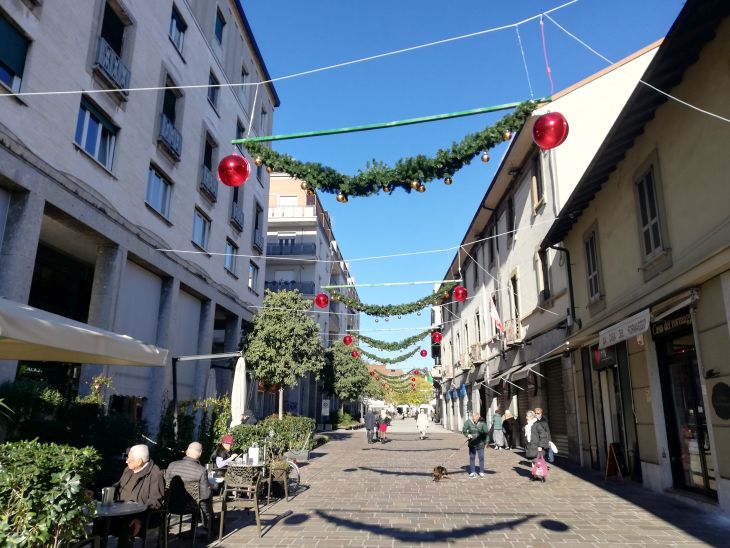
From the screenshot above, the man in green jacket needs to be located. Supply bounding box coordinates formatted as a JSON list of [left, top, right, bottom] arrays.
[[462, 412, 489, 478]]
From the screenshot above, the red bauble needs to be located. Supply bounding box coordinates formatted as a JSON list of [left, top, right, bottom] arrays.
[[412, 387, 416, 391], [414, 370, 420, 376], [351, 350, 359, 358], [420, 349, 428, 358], [532, 112, 569, 150], [369, 371, 374, 376], [411, 377, 416, 382], [453, 285, 468, 302], [217, 154, 250, 187], [375, 376, 380, 381], [343, 335, 353, 346], [431, 331, 443, 344], [314, 293, 329, 308]]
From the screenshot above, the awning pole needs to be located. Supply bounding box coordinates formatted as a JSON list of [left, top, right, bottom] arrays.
[[172, 357, 179, 442]]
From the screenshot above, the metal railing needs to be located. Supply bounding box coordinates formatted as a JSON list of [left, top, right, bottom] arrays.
[[266, 243, 316, 256], [230, 201, 244, 231], [94, 36, 130, 92], [265, 281, 315, 294], [159, 113, 182, 158], [253, 231, 264, 251], [199, 165, 218, 202], [268, 206, 316, 219]]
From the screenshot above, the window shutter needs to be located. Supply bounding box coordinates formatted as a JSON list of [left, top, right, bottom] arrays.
[[0, 16, 29, 77]]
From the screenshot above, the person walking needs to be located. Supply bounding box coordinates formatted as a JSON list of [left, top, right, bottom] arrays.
[[378, 412, 390, 443], [502, 410, 517, 449], [462, 412, 489, 478], [491, 409, 506, 450], [364, 409, 377, 444], [524, 410, 551, 461], [534, 407, 554, 462], [416, 409, 429, 440]]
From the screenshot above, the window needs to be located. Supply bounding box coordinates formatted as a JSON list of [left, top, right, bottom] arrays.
[[192, 208, 210, 249], [252, 203, 264, 250], [74, 98, 117, 170], [491, 294, 499, 336], [248, 261, 259, 291], [101, 2, 125, 56], [506, 197, 515, 243], [464, 324, 470, 348], [203, 137, 215, 170], [538, 249, 551, 300], [225, 239, 238, 274], [260, 107, 268, 134], [488, 224, 496, 267], [0, 14, 29, 92], [531, 154, 544, 208], [240, 64, 249, 101], [162, 86, 178, 124], [169, 6, 187, 53], [510, 274, 520, 328], [214, 9, 225, 45], [235, 120, 245, 152], [145, 166, 172, 218], [635, 165, 664, 259], [471, 252, 479, 288], [475, 311, 482, 343], [207, 72, 219, 108], [584, 229, 602, 303]]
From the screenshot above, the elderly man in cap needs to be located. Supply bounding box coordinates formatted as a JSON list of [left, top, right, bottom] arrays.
[[167, 441, 214, 530]]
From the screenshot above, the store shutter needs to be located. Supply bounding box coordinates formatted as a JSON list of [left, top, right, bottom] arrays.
[[516, 379, 529, 448], [544, 359, 569, 455]]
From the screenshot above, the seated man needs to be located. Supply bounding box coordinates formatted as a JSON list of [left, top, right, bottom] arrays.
[[95, 444, 165, 547], [166, 442, 213, 529], [241, 410, 258, 425]]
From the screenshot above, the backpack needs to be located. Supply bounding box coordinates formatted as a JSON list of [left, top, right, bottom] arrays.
[[531, 450, 549, 482]]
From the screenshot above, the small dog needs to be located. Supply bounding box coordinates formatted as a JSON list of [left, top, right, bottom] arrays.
[[432, 466, 450, 482]]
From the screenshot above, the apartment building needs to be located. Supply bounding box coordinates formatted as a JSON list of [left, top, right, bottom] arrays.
[[266, 173, 360, 423], [542, 1, 730, 513], [433, 41, 658, 460], [0, 0, 278, 431]]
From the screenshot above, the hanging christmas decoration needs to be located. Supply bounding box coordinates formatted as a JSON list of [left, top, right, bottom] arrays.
[[444, 176, 453, 185], [481, 152, 490, 163], [411, 377, 416, 382], [314, 293, 329, 308], [217, 154, 250, 187], [420, 349, 428, 357], [453, 285, 468, 302], [369, 371, 374, 376], [358, 347, 420, 365], [375, 376, 380, 381], [241, 101, 539, 197], [416, 184, 426, 193], [254, 157, 263, 167], [343, 335, 353, 346], [532, 111, 569, 150], [409, 180, 420, 190], [431, 331, 443, 344], [336, 193, 348, 203], [329, 281, 458, 317], [413, 370, 420, 376], [351, 350, 360, 358], [355, 329, 434, 352]]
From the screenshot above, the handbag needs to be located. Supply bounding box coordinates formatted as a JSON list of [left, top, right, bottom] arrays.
[[549, 441, 558, 454], [531, 450, 549, 482]]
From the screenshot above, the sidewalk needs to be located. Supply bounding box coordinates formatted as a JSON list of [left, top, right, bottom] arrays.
[[207, 419, 730, 546]]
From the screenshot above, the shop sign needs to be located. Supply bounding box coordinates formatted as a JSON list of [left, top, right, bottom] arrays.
[[651, 310, 692, 338], [593, 345, 617, 371], [599, 309, 650, 349], [321, 399, 330, 417]]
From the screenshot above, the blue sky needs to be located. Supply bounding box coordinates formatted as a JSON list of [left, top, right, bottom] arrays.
[[242, 0, 684, 371]]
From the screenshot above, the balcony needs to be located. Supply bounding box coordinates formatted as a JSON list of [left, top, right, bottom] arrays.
[[94, 36, 130, 94], [266, 243, 316, 256], [253, 231, 264, 252], [199, 165, 218, 202], [268, 206, 316, 219], [158, 114, 182, 159], [230, 201, 244, 231], [264, 281, 315, 294]]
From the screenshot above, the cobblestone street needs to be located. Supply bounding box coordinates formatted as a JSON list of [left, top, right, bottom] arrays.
[[209, 420, 730, 547]]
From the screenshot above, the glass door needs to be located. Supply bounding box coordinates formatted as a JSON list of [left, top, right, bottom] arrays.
[[658, 334, 716, 497]]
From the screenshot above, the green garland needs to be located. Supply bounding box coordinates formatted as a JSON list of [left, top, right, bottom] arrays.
[[359, 347, 420, 365], [356, 329, 434, 351], [331, 281, 458, 317], [244, 101, 539, 197]]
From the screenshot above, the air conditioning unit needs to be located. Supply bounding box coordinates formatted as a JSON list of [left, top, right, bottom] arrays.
[[505, 320, 521, 344]]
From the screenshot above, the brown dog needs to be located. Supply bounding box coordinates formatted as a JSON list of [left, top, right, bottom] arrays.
[[432, 466, 450, 482]]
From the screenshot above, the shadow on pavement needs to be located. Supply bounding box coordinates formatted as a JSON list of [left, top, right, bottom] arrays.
[[358, 466, 432, 477], [315, 510, 542, 542]]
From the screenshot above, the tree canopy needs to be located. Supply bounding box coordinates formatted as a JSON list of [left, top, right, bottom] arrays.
[[324, 342, 371, 404]]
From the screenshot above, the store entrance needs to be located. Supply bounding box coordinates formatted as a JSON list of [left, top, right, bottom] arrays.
[[657, 332, 716, 497]]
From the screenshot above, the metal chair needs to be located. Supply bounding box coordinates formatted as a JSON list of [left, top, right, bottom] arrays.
[[219, 466, 262, 540], [165, 476, 205, 547]]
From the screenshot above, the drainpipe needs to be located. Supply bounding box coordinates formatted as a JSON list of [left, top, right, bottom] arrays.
[[548, 245, 580, 334]]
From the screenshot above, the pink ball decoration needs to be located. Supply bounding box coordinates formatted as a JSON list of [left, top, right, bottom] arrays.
[[414, 370, 420, 376], [431, 331, 443, 344], [532, 112, 569, 150], [217, 154, 251, 187], [314, 293, 329, 309], [351, 350, 359, 358], [420, 349, 428, 357], [453, 285, 468, 302], [343, 335, 353, 346]]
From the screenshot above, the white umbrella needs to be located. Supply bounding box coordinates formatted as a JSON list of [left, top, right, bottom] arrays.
[[205, 368, 217, 400], [229, 356, 246, 427]]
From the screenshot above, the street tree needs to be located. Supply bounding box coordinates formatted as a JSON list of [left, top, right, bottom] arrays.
[[244, 290, 325, 419], [324, 342, 371, 412]]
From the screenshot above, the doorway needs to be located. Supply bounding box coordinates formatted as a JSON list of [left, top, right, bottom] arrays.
[[657, 333, 716, 497]]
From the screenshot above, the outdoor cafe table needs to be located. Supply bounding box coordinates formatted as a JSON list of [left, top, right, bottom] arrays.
[[94, 501, 147, 547]]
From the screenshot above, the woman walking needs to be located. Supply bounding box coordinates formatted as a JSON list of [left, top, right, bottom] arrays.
[[502, 410, 517, 449], [491, 409, 506, 450], [524, 410, 551, 461], [378, 410, 390, 443]]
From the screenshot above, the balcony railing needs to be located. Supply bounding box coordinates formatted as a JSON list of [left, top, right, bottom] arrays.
[[230, 201, 244, 231], [265, 281, 315, 294], [266, 243, 316, 256], [94, 37, 130, 93], [199, 165, 218, 202], [268, 206, 316, 219], [158, 114, 182, 159], [253, 231, 264, 251]]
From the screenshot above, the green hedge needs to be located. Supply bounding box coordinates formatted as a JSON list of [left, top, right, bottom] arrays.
[[229, 415, 315, 457], [0, 440, 100, 547]]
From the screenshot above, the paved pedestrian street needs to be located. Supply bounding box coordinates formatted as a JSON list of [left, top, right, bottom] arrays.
[[209, 420, 730, 547]]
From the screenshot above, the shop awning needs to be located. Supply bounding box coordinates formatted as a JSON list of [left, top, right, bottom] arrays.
[[0, 298, 169, 367], [599, 308, 650, 349], [487, 363, 525, 386]]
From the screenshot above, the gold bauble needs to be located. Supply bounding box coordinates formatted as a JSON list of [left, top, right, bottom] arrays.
[[417, 184, 426, 193], [503, 131, 512, 141], [300, 181, 309, 191], [254, 157, 263, 167], [410, 180, 420, 190], [383, 185, 391, 194], [481, 152, 490, 163], [306, 188, 315, 196], [336, 193, 346, 203], [266, 166, 273, 174], [444, 176, 453, 185]]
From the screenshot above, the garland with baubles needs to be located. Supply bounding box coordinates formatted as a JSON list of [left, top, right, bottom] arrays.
[[243, 101, 539, 198], [355, 329, 435, 351], [329, 281, 458, 317], [359, 347, 421, 365]]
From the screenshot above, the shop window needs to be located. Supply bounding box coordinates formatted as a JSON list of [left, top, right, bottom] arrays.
[[0, 13, 29, 93]]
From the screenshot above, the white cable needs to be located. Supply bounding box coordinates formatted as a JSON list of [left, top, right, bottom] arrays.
[[247, 83, 260, 137], [515, 26, 534, 99], [544, 13, 730, 124]]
